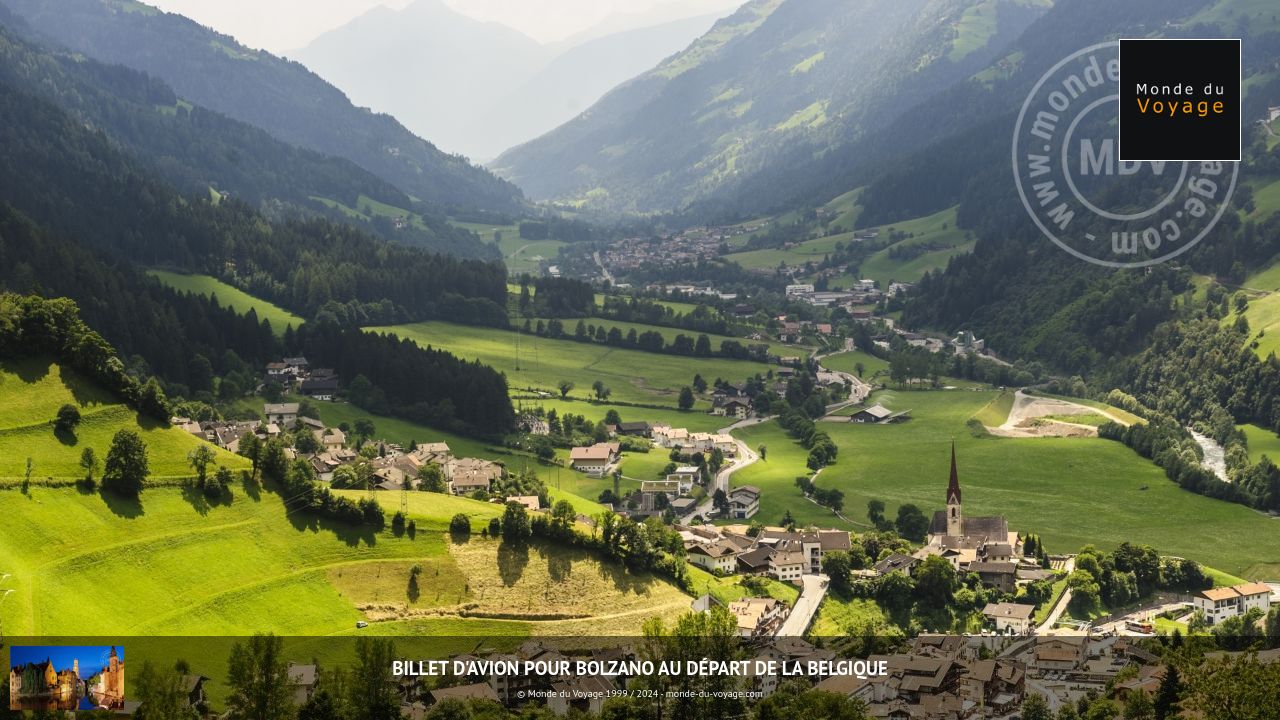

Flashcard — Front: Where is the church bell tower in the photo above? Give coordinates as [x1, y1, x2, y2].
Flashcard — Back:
[946, 442, 962, 537]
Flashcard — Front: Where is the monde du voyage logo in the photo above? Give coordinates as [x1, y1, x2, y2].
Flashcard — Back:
[1013, 40, 1240, 268]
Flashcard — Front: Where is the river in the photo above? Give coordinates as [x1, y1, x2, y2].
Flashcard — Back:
[1188, 428, 1228, 482]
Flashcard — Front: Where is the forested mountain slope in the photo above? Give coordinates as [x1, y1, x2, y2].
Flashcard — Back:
[0, 17, 492, 259]
[0, 57, 517, 431]
[1, 0, 525, 214]
[494, 0, 1050, 213]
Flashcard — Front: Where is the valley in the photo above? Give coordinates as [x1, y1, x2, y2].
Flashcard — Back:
[2, 0, 1280, 717]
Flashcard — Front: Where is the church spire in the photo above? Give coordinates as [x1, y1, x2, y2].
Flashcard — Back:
[946, 441, 961, 505]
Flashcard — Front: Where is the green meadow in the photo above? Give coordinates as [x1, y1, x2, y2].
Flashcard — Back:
[148, 270, 304, 335]
[725, 230, 863, 270]
[452, 220, 566, 275]
[727, 389, 1280, 578]
[819, 349, 890, 382]
[0, 358, 246, 483]
[0, 483, 687, 637]
[1239, 422, 1280, 465]
[723, 205, 971, 288]
[856, 207, 972, 287]
[366, 321, 774, 409]
[823, 391, 1280, 578]
[532, 316, 806, 359]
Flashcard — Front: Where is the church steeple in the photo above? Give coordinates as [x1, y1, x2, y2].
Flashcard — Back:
[946, 441, 961, 505]
[946, 442, 962, 537]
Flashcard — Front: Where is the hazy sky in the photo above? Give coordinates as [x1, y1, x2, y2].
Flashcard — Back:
[144, 0, 741, 52]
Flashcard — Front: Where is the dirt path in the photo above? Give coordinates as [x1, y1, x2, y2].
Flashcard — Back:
[986, 390, 1123, 438]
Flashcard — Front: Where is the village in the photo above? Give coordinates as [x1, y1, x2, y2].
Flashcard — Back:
[162, 343, 1280, 720]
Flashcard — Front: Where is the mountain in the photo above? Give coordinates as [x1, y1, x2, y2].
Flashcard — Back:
[492, 0, 1051, 214]
[0, 14, 493, 259]
[472, 14, 728, 159]
[0, 49, 515, 432]
[295, 0, 551, 161]
[548, 0, 744, 47]
[0, 0, 524, 213]
[296, 0, 733, 161]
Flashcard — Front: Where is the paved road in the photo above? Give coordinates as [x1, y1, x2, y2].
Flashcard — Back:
[592, 251, 614, 284]
[777, 574, 829, 637]
[1034, 556, 1076, 634]
[1092, 601, 1190, 636]
[812, 349, 874, 413]
[687, 419, 766, 520]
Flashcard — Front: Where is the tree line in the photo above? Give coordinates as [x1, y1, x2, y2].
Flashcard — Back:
[0, 74, 509, 326]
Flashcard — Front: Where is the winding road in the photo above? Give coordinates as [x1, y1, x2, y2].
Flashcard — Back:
[687, 417, 767, 521]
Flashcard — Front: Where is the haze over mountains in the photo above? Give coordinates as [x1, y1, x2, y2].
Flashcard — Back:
[2, 0, 524, 214]
[295, 0, 741, 160]
[495, 0, 1055, 214]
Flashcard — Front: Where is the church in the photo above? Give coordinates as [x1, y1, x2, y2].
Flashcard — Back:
[921, 444, 1023, 570]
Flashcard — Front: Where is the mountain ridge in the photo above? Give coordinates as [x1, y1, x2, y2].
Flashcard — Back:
[493, 0, 1051, 214]
[1, 0, 525, 213]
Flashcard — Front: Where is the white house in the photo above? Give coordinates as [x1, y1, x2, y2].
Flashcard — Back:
[727, 597, 787, 637]
[713, 433, 738, 456]
[982, 602, 1034, 635]
[686, 540, 740, 575]
[264, 403, 299, 428]
[569, 443, 618, 477]
[727, 485, 761, 519]
[652, 426, 689, 448]
[1193, 582, 1274, 625]
[768, 548, 806, 584]
[665, 467, 701, 492]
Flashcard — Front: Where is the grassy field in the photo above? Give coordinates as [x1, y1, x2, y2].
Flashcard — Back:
[1239, 423, 1280, 464]
[366, 321, 774, 409]
[685, 566, 799, 606]
[1228, 257, 1280, 358]
[452, 220, 566, 276]
[821, 390, 1280, 577]
[305, 398, 504, 462]
[148, 270, 304, 335]
[0, 485, 683, 712]
[810, 594, 886, 636]
[526, 398, 731, 434]
[728, 421, 846, 530]
[0, 358, 246, 482]
[822, 187, 864, 230]
[722, 206, 971, 288]
[533, 317, 805, 359]
[856, 207, 972, 287]
[727, 389, 1280, 577]
[0, 482, 688, 638]
[1245, 177, 1280, 221]
[724, 230, 862, 270]
[973, 389, 1016, 427]
[312, 194, 436, 235]
[820, 349, 890, 382]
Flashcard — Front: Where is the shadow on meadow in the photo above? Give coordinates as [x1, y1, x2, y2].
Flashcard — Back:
[180, 479, 233, 516]
[496, 540, 530, 587]
[99, 487, 143, 518]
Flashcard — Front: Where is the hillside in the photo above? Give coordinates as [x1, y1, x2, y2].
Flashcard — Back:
[0, 484, 689, 638]
[727, 387, 1280, 579]
[296, 1, 727, 161]
[0, 357, 246, 483]
[366, 321, 774, 409]
[147, 271, 305, 336]
[0, 20, 492, 258]
[1, 0, 524, 213]
[493, 0, 1050, 213]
